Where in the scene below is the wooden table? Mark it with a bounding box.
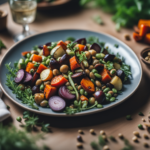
[0,3,150,150]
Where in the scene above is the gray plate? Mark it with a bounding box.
[0,29,142,116]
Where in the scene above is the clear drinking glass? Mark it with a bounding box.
[9,0,37,42]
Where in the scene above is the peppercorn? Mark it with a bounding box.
[103,145,109,150]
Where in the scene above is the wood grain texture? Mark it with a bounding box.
[0,3,150,150]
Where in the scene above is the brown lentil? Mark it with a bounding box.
[60,65,69,74]
[102,86,106,90]
[78,85,82,90]
[89,129,95,134]
[124,34,131,41]
[114,94,118,97]
[40,100,48,107]
[95,80,101,87]
[89,65,94,71]
[89,72,95,79]
[103,145,109,150]
[36,79,43,86]
[93,59,99,66]
[76,143,83,148]
[34,93,45,105]
[85,69,90,75]
[53,69,60,76]
[78,130,83,134]
[85,51,91,60]
[132,136,138,142]
[100,130,105,135]
[143,134,149,139]
[89,49,96,56]
[142,118,146,122]
[133,131,139,136]
[118,133,123,139]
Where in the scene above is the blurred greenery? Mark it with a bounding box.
[80,0,150,28]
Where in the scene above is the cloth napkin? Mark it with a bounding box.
[0,88,10,122]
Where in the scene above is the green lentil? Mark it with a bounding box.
[26,53,31,59]
[46,59,50,65]
[106,97,110,102]
[96,53,105,59]
[74,100,79,107]
[97,104,103,108]
[106,93,112,98]
[110,97,115,102]
[138,112,144,116]
[68,51,75,56]
[126,115,132,120]
[84,91,88,96]
[138,124,143,129]
[40,84,44,91]
[112,88,117,94]
[80,89,84,95]
[103,87,110,93]
[94,73,101,79]
[16,116,22,122]
[67,86,74,91]
[92,69,98,74]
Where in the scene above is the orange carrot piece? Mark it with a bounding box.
[36,64,47,74]
[75,44,85,52]
[139,24,150,37]
[21,51,30,57]
[32,54,42,62]
[43,45,50,56]
[80,77,95,94]
[133,32,143,42]
[144,33,150,44]
[70,56,80,71]
[100,68,112,83]
[44,85,57,99]
[51,75,68,87]
[80,95,88,101]
[138,19,150,29]
[25,62,37,73]
[57,40,67,50]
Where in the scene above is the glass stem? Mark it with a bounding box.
[23,24,30,36]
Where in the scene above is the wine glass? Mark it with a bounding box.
[9,0,37,42]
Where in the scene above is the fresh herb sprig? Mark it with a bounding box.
[5,63,39,110]
[104,61,114,70]
[0,39,6,53]
[76,51,87,63]
[66,37,75,42]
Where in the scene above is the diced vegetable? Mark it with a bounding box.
[44,85,57,99]
[144,33,150,44]
[59,54,71,66]
[80,95,88,101]
[57,40,67,50]
[36,64,47,74]
[31,72,40,87]
[74,38,86,45]
[18,58,25,69]
[23,72,32,83]
[70,56,80,71]
[21,51,30,57]
[80,77,95,94]
[113,63,121,70]
[90,43,101,53]
[32,54,42,62]
[43,45,50,56]
[50,45,66,59]
[14,69,26,84]
[110,75,122,91]
[100,68,112,83]
[139,24,150,37]
[75,44,85,52]
[51,75,68,87]
[138,19,150,29]
[94,90,105,104]
[32,85,40,94]
[133,32,143,42]
[40,69,53,81]
[25,62,37,73]
[49,58,60,70]
[71,72,85,84]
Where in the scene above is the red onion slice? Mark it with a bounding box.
[14,69,25,84]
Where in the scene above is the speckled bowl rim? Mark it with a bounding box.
[0,29,142,117]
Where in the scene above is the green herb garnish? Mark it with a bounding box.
[66,37,75,42]
[90,141,100,150]
[76,51,87,63]
[0,39,6,53]
[104,61,114,70]
[114,44,119,48]
[93,15,103,25]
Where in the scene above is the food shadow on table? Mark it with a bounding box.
[32,71,149,128]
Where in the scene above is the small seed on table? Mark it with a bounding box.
[118,133,123,139]
[143,134,149,139]
[89,129,95,134]
[76,143,83,148]
[142,118,146,122]
[143,142,149,148]
[78,130,83,134]
[77,135,82,142]
[103,145,109,150]
[132,136,138,142]
[102,135,107,141]
[100,130,105,135]
[133,131,139,136]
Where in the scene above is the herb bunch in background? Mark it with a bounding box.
[80,0,150,29]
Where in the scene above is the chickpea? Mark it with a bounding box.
[85,69,90,75]
[44,81,51,86]
[36,79,43,86]
[95,80,101,87]
[89,72,95,79]
[53,69,60,76]
[40,100,48,107]
[93,59,99,66]
[142,118,146,122]
[85,51,91,60]
[132,136,138,142]
[89,49,96,56]
[103,145,109,150]
[89,97,95,105]
[60,65,69,73]
[89,129,95,134]
[31,50,39,55]
[66,82,70,86]
[34,93,45,105]
[89,65,94,71]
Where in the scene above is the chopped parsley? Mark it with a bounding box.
[76,51,87,63]
[66,37,75,42]
[114,44,119,48]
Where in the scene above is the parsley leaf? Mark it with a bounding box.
[104,61,114,70]
[114,44,119,48]
[66,37,75,42]
[47,42,57,51]
[76,51,87,63]
[67,42,77,51]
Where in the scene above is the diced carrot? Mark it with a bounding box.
[80,95,88,101]
[70,56,80,71]
[138,19,150,29]
[32,54,42,62]
[44,85,57,99]
[25,62,37,73]
[40,69,53,81]
[75,44,85,52]
[144,33,150,44]
[37,64,47,74]
[51,75,68,87]
[139,24,150,37]
[57,40,67,50]
[43,45,50,56]
[100,68,112,84]
[21,51,30,57]
[133,32,143,42]
[80,77,95,94]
